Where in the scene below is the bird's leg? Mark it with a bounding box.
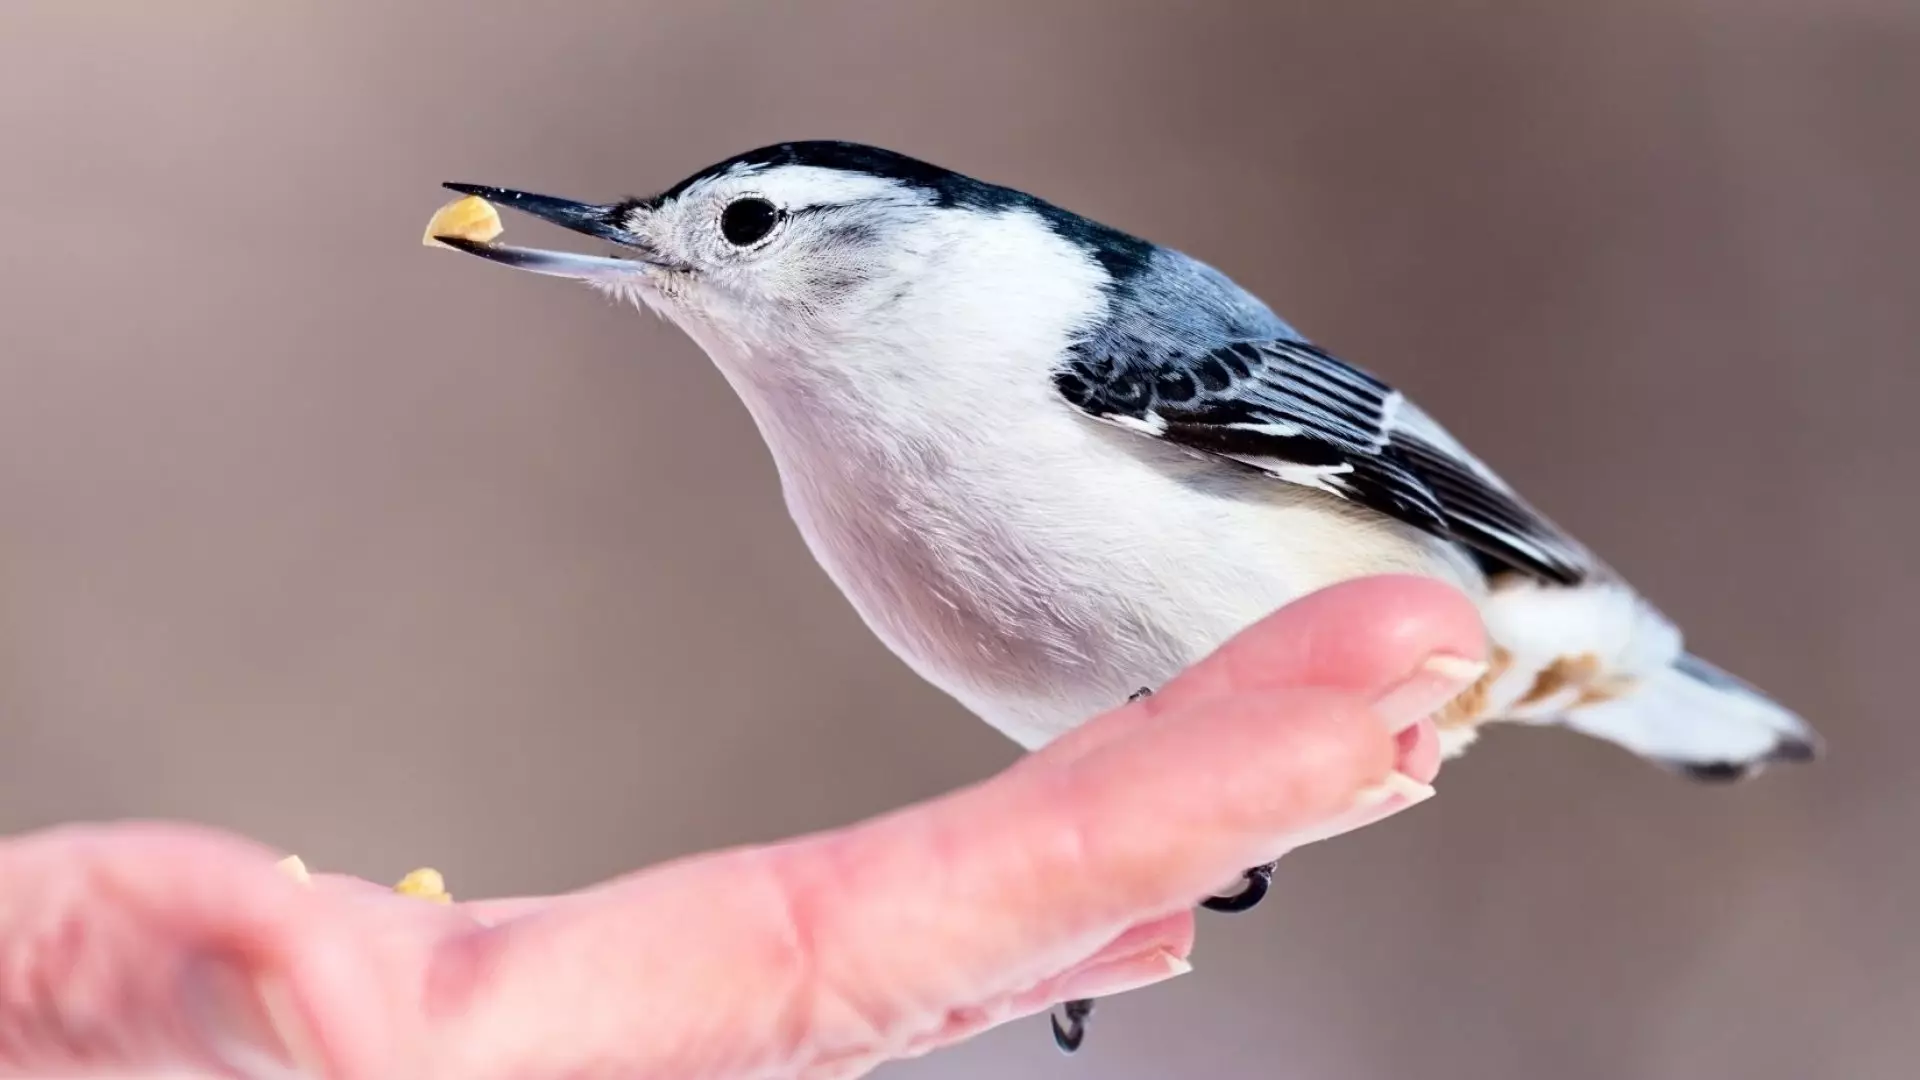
[1129,686,1277,914]
[1049,686,1156,1053]
[1050,997,1096,1053]
[1047,683,1280,1052]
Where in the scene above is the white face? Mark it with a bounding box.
[600,164,945,366]
[445,158,1110,417]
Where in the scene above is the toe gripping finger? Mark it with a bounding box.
[1051,997,1096,1053]
[1201,862,1276,913]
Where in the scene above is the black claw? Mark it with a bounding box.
[1772,735,1822,763]
[1201,862,1276,913]
[1128,686,1154,703]
[1676,760,1751,783]
[1051,998,1095,1053]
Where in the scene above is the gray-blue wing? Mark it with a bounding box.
[1053,337,1592,586]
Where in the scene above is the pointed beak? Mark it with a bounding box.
[429,183,666,281]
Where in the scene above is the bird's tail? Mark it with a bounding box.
[1555,653,1822,781]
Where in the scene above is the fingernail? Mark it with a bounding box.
[1350,770,1439,810]
[1374,653,1488,735]
[1055,948,1193,1003]
[183,957,323,1078]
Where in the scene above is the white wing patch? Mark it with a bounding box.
[1106,412,1169,436]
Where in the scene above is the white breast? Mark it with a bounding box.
[779,401,1471,747]
[698,206,1475,748]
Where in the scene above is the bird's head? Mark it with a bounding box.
[435,141,1149,394]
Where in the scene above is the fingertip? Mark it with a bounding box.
[1170,574,1486,709]
[1345,573,1487,648]
[1280,574,1488,669]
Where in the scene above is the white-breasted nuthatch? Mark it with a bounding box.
[431,141,1820,1050]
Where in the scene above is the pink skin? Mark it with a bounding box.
[0,575,1483,1080]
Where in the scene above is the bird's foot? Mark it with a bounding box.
[1200,861,1277,913]
[1050,684,1276,1053]
[1044,688,1154,1053]
[1129,686,1278,913]
[1051,997,1095,1053]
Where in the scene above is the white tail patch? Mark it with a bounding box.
[1452,577,1821,777]
[1477,577,1683,721]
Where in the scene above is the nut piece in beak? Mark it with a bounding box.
[422,195,504,249]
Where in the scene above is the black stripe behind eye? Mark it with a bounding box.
[607,196,658,221]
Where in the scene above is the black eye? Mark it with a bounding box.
[720,197,780,246]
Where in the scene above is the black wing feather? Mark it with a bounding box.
[1055,337,1590,586]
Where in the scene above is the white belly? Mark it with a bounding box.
[767,407,1479,749]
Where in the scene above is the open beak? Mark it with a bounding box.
[430,183,663,282]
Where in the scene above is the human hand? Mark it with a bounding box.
[0,575,1484,1079]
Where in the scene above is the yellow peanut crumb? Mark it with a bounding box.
[393,867,452,904]
[277,855,451,903]
[422,195,503,249]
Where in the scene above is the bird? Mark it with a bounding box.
[426,140,1821,1051]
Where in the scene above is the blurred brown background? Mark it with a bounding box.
[2,1,1915,1077]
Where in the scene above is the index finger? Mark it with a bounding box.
[420,584,1483,1076]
